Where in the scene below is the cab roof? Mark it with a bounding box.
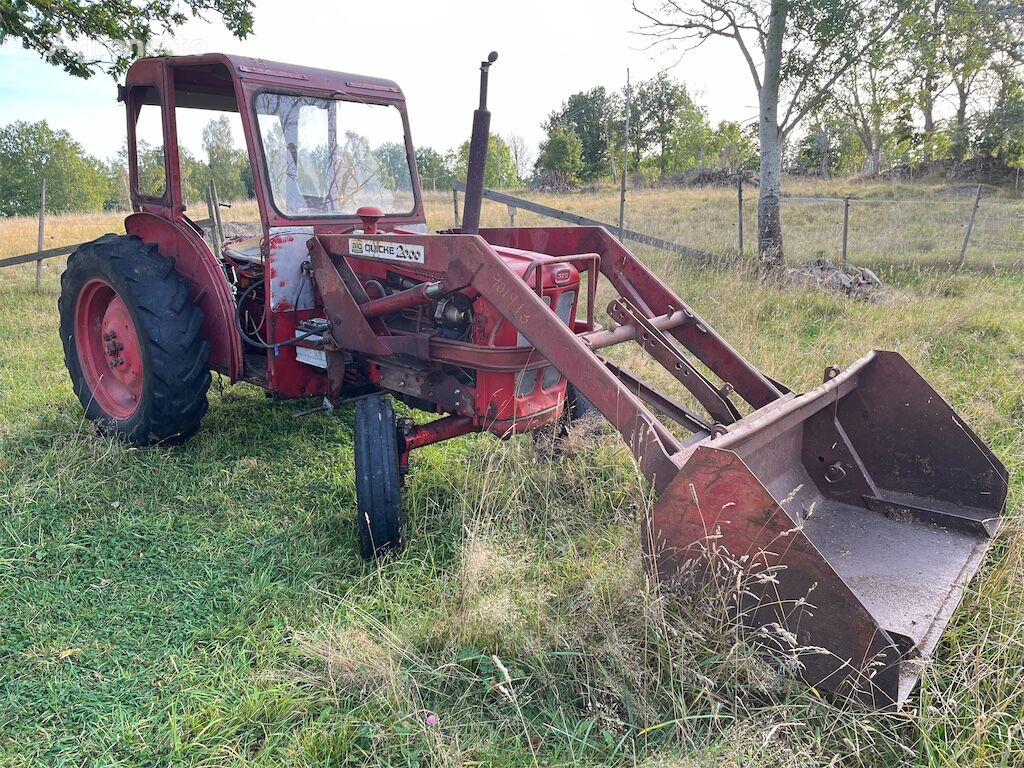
[122,53,406,107]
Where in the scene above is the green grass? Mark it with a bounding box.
[0,190,1023,766]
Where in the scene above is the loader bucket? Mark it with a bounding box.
[648,350,1007,707]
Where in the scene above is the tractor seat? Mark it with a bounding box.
[223,236,263,265]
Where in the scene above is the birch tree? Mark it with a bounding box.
[835,35,905,175]
[634,0,903,272]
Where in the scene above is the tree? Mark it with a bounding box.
[635,0,903,272]
[662,91,717,175]
[0,0,254,77]
[710,120,759,173]
[791,117,850,177]
[985,0,1024,64]
[544,87,615,180]
[902,0,1015,162]
[885,102,922,167]
[454,133,518,188]
[415,146,453,191]
[906,0,944,159]
[634,74,703,180]
[202,116,248,201]
[104,156,131,210]
[975,66,1024,171]
[0,120,109,216]
[610,84,651,172]
[178,146,212,208]
[834,20,906,175]
[535,128,584,188]
[373,142,413,192]
[505,134,533,183]
[135,140,168,199]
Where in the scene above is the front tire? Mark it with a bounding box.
[58,234,211,445]
[354,395,404,559]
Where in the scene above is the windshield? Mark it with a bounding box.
[254,93,414,217]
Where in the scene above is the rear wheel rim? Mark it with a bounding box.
[74,279,144,420]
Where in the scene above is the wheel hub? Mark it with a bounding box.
[74,280,144,419]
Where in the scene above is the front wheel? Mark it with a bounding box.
[534,382,601,450]
[354,395,404,558]
[58,234,211,445]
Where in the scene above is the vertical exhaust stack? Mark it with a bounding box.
[462,51,498,235]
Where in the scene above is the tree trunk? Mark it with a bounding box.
[953,84,969,160]
[757,2,787,274]
[920,80,936,161]
[921,0,939,162]
[870,111,882,175]
[818,130,830,179]
[659,131,668,181]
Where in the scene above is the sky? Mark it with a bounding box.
[0,0,757,163]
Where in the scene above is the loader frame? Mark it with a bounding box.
[309,222,1007,708]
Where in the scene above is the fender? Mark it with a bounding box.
[125,213,243,380]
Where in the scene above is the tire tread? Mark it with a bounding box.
[58,234,211,445]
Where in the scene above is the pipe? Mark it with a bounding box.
[360,280,445,318]
[581,310,689,350]
[461,51,498,235]
[400,414,477,453]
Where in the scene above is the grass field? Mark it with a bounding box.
[0,181,1022,766]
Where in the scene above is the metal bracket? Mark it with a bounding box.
[608,298,740,425]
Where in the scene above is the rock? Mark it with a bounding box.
[785,258,889,302]
[860,267,881,286]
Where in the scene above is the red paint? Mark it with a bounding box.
[401,415,476,453]
[356,206,384,234]
[74,279,144,419]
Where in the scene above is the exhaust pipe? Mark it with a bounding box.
[462,51,498,235]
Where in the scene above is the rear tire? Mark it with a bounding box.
[565,382,597,424]
[354,395,404,558]
[58,234,211,445]
[534,382,601,449]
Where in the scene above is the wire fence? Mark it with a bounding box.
[444,183,1024,272]
[3,181,1022,289]
[755,187,1024,270]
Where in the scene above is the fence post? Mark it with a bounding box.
[736,175,744,255]
[206,182,222,256]
[35,178,46,291]
[452,188,460,228]
[507,204,516,227]
[957,184,982,269]
[211,179,224,243]
[841,196,851,268]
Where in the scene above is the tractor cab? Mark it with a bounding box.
[121,54,426,230]
[119,54,428,392]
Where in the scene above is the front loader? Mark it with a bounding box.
[57,52,1007,708]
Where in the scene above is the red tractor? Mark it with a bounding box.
[58,52,1007,708]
